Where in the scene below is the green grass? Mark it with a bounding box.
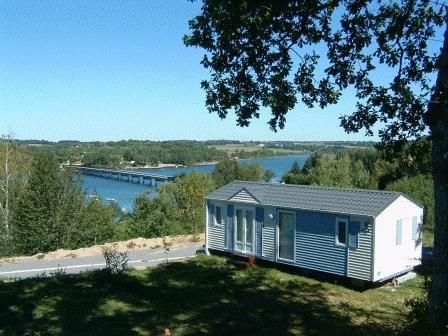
[0,255,423,336]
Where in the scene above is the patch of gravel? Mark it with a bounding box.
[0,234,205,264]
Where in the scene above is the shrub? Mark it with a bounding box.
[102,246,129,275]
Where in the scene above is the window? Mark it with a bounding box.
[412,216,418,241]
[396,219,403,245]
[215,206,222,226]
[336,219,347,246]
[278,212,295,260]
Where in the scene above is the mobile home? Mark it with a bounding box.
[204,181,423,283]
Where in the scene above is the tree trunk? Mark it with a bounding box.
[4,140,10,237]
[427,21,448,329]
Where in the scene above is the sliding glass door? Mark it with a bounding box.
[235,208,254,253]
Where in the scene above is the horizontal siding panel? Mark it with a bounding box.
[298,261,346,276]
[348,221,373,280]
[349,252,371,259]
[297,254,346,266]
[349,257,371,264]
[230,190,259,203]
[262,227,275,260]
[209,225,226,250]
[349,252,371,258]
[295,210,347,276]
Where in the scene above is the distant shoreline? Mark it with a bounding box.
[124,153,309,170]
[125,160,220,170]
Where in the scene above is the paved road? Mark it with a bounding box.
[0,244,201,280]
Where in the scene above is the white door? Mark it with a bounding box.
[235,208,254,253]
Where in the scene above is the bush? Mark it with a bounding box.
[402,279,448,336]
[102,246,129,275]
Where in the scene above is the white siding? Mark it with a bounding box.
[373,196,423,281]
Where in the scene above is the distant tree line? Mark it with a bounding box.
[25,140,229,168]
[12,139,375,168]
[265,141,376,154]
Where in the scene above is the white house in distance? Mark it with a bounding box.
[204,181,423,283]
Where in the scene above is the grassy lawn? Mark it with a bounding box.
[0,255,424,336]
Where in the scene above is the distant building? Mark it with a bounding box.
[204,181,423,283]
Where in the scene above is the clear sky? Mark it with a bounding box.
[0,0,433,142]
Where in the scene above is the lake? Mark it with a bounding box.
[82,154,310,212]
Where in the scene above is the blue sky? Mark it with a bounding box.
[0,1,439,142]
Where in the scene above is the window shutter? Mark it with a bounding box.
[396,219,402,245]
[256,207,264,223]
[208,202,215,226]
[226,205,234,249]
[227,204,234,218]
[412,216,418,241]
[348,221,359,249]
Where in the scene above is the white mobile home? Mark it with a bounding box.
[204,181,423,283]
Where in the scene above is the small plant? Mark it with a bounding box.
[36,254,45,260]
[102,245,129,275]
[126,241,137,249]
[162,237,170,263]
[50,267,66,278]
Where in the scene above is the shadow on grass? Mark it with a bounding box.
[0,256,398,336]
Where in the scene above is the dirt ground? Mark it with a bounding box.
[0,234,205,264]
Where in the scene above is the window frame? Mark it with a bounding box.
[335,218,348,247]
[276,210,296,262]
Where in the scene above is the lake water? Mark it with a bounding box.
[83,154,310,212]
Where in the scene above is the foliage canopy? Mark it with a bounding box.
[185,0,446,144]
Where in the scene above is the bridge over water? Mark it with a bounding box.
[75,166,173,187]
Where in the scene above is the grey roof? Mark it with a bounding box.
[205,181,422,217]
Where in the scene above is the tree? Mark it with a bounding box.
[282,152,370,188]
[0,136,30,256]
[72,196,116,248]
[185,0,448,328]
[158,171,216,235]
[129,171,216,239]
[263,169,275,182]
[13,151,65,254]
[212,157,269,186]
[128,193,176,238]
